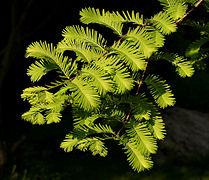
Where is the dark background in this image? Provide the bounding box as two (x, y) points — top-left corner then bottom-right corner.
(0, 0), (209, 179)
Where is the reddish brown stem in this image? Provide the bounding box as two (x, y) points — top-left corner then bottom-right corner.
(176, 0), (204, 24)
(115, 110), (132, 138)
(98, 50), (109, 60)
(136, 61), (149, 96)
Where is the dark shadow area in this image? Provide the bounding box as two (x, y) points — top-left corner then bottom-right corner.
(0, 0), (209, 179)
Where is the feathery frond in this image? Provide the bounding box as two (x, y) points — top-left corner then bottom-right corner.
(153, 52), (194, 77)
(62, 25), (106, 51)
(112, 10), (144, 25)
(57, 40), (102, 63)
(150, 29), (165, 48)
(26, 41), (77, 79)
(60, 134), (80, 152)
(87, 123), (115, 135)
(167, 1), (188, 20)
(157, 0), (174, 7)
(128, 94), (154, 121)
(73, 115), (96, 129)
(173, 56), (195, 77)
(61, 134), (108, 157)
(81, 65), (113, 95)
(21, 86), (66, 125)
(80, 7), (123, 36)
(158, 0), (188, 20)
(77, 137), (108, 157)
(185, 36), (209, 58)
(46, 112), (62, 124)
(126, 28), (157, 58)
(109, 41), (146, 71)
(152, 11), (177, 35)
(149, 116), (166, 140)
(122, 11), (144, 25)
(22, 108), (45, 125)
(123, 141), (153, 172)
(70, 78), (101, 111)
(21, 86), (47, 101)
(126, 123), (158, 154)
(113, 66), (134, 94)
(27, 60), (56, 82)
(134, 108), (151, 122)
(145, 75), (175, 108)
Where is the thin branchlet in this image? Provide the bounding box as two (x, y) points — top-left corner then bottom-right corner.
(176, 0), (204, 24)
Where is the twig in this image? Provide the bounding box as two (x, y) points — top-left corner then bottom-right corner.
(135, 61), (149, 96)
(98, 50), (109, 60)
(115, 111), (131, 138)
(176, 0), (204, 24)
(115, 60), (149, 138)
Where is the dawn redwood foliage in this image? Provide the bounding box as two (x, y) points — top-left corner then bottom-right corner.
(21, 0), (206, 173)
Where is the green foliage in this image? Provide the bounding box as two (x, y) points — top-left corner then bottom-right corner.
(126, 122), (158, 154)
(69, 78), (101, 111)
(80, 8), (124, 36)
(126, 27), (158, 58)
(183, 20), (209, 70)
(145, 75), (176, 108)
(109, 41), (146, 71)
(62, 25), (106, 51)
(153, 52), (195, 77)
(158, 0), (188, 20)
(152, 11), (177, 34)
(61, 135), (108, 157)
(123, 141), (153, 172)
(185, 0), (209, 12)
(118, 10), (144, 25)
(21, 86), (65, 125)
(21, 0), (201, 173)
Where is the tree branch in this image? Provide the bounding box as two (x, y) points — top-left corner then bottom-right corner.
(135, 61), (149, 96)
(114, 0), (205, 138)
(176, 0), (204, 24)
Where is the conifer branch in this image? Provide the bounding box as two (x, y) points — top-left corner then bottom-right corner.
(115, 0), (204, 138)
(22, 1), (205, 173)
(176, 0), (204, 24)
(94, 0), (204, 64)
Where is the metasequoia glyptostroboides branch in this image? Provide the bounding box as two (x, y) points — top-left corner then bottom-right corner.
(115, 0), (204, 138)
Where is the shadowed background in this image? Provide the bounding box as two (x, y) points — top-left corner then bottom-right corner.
(0, 0), (209, 179)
